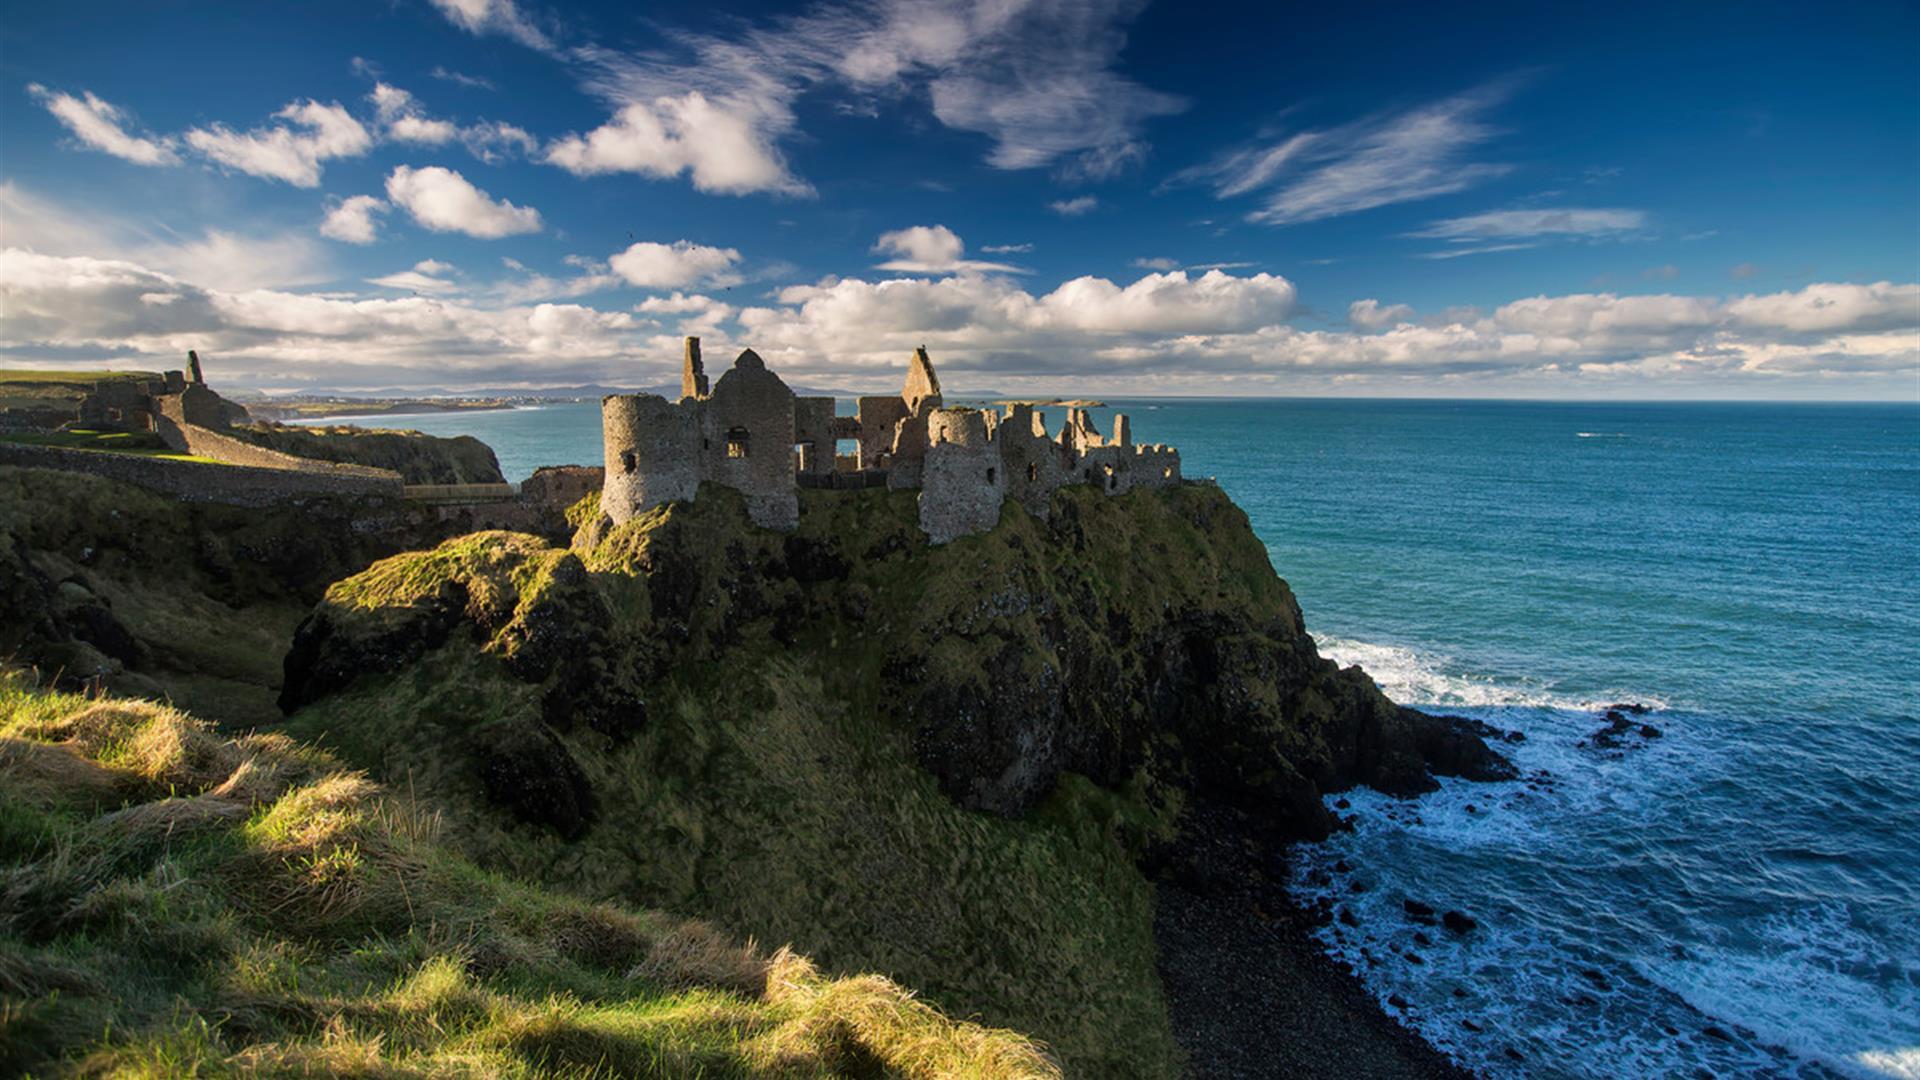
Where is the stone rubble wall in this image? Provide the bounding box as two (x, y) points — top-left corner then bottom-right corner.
(153, 401), (400, 482)
(0, 442), (403, 506)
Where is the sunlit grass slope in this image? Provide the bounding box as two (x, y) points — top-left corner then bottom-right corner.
(0, 670), (1060, 1078)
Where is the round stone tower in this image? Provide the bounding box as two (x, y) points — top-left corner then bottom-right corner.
(601, 394), (699, 525)
(919, 407), (1006, 544)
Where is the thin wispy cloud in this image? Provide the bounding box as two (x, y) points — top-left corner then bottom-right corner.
(26, 84), (178, 166)
(1176, 85), (1514, 225)
(1415, 242), (1536, 260)
(423, 0), (558, 54)
(430, 66), (495, 90)
(1049, 195), (1099, 216)
(1410, 207), (1648, 242)
(981, 242), (1034, 254)
(450, 0), (1183, 197)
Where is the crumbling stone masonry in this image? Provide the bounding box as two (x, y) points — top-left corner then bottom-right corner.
(601, 340), (1183, 543)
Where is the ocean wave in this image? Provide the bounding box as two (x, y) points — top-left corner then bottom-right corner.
(1577, 431), (1629, 438)
(1311, 633), (1667, 712)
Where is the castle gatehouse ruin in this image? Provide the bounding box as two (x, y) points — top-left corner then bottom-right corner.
(601, 339), (1182, 543)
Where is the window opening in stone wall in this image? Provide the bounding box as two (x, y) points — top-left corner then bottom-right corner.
(1027, 463), (1039, 483)
(621, 450), (636, 474)
(986, 467), (996, 484)
(726, 427), (750, 459)
(793, 441), (812, 473)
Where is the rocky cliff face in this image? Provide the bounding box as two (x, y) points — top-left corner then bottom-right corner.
(276, 481), (1510, 1074)
(233, 422), (506, 484)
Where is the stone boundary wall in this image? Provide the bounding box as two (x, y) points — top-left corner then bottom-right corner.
(155, 406), (400, 482)
(0, 443), (403, 506)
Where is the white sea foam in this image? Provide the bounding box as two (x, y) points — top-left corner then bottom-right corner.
(1312, 633), (1668, 712)
(1292, 634), (1914, 1079)
(1576, 431), (1629, 438)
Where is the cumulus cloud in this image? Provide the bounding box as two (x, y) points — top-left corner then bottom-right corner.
(0, 247), (646, 387)
(26, 84), (178, 165)
(607, 240), (742, 288)
(1049, 195), (1099, 217)
(1177, 85), (1512, 225)
(529, 0), (1180, 196)
(871, 225), (1022, 274)
(320, 195), (389, 244)
(384, 165), (542, 238)
(545, 91), (806, 195)
(371, 83), (458, 144)
(185, 100), (373, 187)
(1349, 299), (1414, 329)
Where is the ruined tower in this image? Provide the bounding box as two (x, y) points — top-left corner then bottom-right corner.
(601, 394), (699, 525)
(187, 350), (206, 385)
(919, 408), (1005, 544)
(903, 345), (942, 414)
(680, 336), (708, 400)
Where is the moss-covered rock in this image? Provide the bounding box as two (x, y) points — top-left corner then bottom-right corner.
(277, 481), (1510, 1076)
(0, 466), (466, 726)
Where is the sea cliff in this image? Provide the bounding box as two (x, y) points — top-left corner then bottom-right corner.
(271, 480), (1510, 1073)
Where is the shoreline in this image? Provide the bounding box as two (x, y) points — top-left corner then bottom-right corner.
(1153, 803), (1471, 1079)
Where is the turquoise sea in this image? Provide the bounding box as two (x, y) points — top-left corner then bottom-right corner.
(306, 398), (1920, 1078)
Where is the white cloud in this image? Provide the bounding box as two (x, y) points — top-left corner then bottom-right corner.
(431, 66), (495, 90)
(461, 120), (539, 163)
(384, 165), (542, 238)
(0, 182), (331, 293)
(546, 92), (806, 196)
(320, 195), (389, 244)
(1131, 257), (1179, 271)
(1349, 299), (1414, 329)
(26, 84), (178, 166)
(1416, 242), (1537, 260)
(185, 100), (373, 187)
(0, 248), (646, 387)
(1411, 208), (1648, 242)
(1724, 282), (1920, 333)
(982, 242), (1034, 254)
(424, 0), (556, 53)
(368, 269), (459, 293)
(871, 225), (1022, 274)
(1049, 195), (1099, 217)
(1178, 86), (1512, 225)
(370, 82), (461, 145)
(607, 240), (742, 288)
(535, 0), (1178, 197)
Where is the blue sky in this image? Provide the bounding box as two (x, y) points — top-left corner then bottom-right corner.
(2, 0), (1915, 397)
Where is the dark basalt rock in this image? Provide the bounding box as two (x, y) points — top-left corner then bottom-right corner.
(1442, 910), (1477, 934)
(473, 719), (595, 838)
(1403, 899), (1437, 918)
(279, 578), (469, 712)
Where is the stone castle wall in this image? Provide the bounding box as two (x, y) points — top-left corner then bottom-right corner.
(602, 394), (698, 523)
(602, 339), (1185, 544)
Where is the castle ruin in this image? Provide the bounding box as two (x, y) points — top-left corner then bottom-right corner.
(601, 340), (1182, 543)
